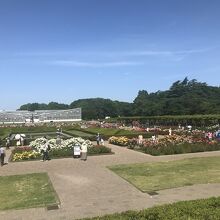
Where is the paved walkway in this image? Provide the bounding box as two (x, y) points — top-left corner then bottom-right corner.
(1, 145), (220, 220)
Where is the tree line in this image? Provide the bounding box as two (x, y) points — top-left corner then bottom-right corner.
(19, 78), (220, 119)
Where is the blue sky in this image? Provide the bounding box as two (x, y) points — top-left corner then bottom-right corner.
(0, 0), (220, 110)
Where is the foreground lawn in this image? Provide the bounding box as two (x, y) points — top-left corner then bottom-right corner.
(109, 157), (220, 192)
(0, 173), (59, 210)
(80, 197), (220, 220)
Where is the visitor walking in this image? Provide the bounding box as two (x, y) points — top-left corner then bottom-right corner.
(41, 138), (51, 161)
(81, 144), (87, 161)
(0, 145), (5, 166)
(96, 133), (101, 145)
(6, 137), (10, 149)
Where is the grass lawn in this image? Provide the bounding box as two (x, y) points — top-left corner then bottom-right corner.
(0, 173), (59, 210)
(65, 126), (151, 139)
(79, 127), (122, 136)
(0, 126), (57, 138)
(65, 129), (94, 137)
(81, 127), (147, 137)
(0, 126), (150, 143)
(109, 156), (220, 192)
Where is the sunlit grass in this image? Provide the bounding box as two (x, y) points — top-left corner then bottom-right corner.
(0, 173), (59, 210)
(109, 157), (220, 192)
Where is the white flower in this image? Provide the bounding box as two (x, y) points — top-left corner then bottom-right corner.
(29, 137), (93, 152)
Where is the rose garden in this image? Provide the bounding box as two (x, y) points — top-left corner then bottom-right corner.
(0, 119), (220, 219)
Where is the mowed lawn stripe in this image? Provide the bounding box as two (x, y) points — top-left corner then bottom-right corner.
(109, 156), (220, 192)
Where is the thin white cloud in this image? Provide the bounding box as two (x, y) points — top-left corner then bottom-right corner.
(50, 60), (143, 67)
(11, 47), (214, 58)
(13, 51), (74, 57)
(123, 48), (212, 56)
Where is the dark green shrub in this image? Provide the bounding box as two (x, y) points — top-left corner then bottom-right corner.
(50, 146), (112, 158)
(88, 146), (112, 155)
(50, 148), (72, 158)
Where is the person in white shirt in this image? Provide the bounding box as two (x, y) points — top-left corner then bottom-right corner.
(41, 137), (51, 161)
(81, 144), (88, 161)
(152, 135), (156, 143)
(100, 138), (104, 146)
(0, 145), (5, 166)
(138, 135), (143, 145)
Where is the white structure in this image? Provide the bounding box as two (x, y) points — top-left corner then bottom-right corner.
(0, 108), (82, 124)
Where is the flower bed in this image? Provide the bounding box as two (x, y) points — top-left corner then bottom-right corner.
(49, 145), (112, 158)
(11, 137), (112, 161)
(12, 146), (33, 153)
(29, 137), (93, 152)
(141, 142), (220, 156)
(108, 136), (129, 146)
(12, 151), (41, 161)
(12, 146), (41, 161)
(129, 134), (220, 156)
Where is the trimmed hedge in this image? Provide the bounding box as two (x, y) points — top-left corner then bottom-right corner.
(88, 145), (112, 155)
(80, 197), (220, 220)
(51, 145), (112, 158)
(109, 114), (220, 127)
